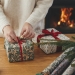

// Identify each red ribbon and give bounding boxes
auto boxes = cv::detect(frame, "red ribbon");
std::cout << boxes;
[17,37,23,61]
[37,29,61,42]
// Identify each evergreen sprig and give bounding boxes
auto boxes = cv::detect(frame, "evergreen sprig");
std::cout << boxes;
[36,36,75,67]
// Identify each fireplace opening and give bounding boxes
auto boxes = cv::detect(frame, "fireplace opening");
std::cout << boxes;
[45,0,75,34]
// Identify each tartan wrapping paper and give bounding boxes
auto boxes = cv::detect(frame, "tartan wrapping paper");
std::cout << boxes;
[36,47,74,75]
[33,28,70,54]
[4,39,34,62]
[62,58,75,75]
[50,59,71,75]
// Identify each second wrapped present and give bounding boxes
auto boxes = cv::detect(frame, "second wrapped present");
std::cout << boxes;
[4,38,34,62]
[35,28,70,54]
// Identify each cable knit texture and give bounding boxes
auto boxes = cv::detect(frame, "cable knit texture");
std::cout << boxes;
[0,0,53,37]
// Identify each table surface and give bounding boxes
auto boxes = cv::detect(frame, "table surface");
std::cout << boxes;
[0,34,75,75]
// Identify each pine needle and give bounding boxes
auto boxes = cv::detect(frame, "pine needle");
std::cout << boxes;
[35,36,75,67]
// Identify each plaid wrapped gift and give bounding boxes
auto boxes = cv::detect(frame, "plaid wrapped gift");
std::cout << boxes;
[4,38,34,62]
[37,28,70,54]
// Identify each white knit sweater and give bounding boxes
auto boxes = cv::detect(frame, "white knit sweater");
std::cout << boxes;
[0,0,53,37]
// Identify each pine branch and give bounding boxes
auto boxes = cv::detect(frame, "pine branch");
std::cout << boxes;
[72,36,75,40]
[35,36,75,67]
[36,39,75,50]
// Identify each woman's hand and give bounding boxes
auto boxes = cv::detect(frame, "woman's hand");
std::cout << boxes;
[20,22,35,39]
[3,25,18,43]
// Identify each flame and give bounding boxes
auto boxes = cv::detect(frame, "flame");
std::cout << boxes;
[58,21,61,25]
[58,8,74,27]
[70,24,73,28]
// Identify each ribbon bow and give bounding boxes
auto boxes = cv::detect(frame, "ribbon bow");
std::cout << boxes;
[37,29,61,42]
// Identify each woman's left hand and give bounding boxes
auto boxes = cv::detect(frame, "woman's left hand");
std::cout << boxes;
[20,22,35,39]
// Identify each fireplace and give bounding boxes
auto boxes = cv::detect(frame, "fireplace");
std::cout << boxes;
[45,0,75,34]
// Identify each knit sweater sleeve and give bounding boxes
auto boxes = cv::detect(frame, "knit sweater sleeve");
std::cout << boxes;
[26,0,53,26]
[0,5,10,34]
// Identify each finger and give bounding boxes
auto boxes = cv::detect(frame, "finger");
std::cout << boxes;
[22,30,30,38]
[10,32,18,42]
[4,34,14,43]
[24,31,32,38]
[24,32,35,39]
[29,33,35,38]
[6,35,15,43]
[20,29,26,37]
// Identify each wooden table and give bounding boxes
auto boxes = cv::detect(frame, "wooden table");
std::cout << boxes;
[0,34,75,75]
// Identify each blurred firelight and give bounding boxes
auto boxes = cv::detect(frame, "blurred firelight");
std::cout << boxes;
[58,8,74,27]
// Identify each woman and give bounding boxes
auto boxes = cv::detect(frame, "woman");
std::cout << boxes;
[0,0,53,42]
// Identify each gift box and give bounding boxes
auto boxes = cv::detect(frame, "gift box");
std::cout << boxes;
[4,38,34,62]
[33,28,70,54]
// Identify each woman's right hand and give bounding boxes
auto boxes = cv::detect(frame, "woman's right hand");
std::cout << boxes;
[3,25,18,43]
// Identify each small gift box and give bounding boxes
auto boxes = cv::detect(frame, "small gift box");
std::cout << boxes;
[4,38,34,62]
[33,28,70,54]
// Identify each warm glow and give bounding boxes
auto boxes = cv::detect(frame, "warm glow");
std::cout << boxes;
[58,21,60,25]
[69,24,73,28]
[58,8,74,27]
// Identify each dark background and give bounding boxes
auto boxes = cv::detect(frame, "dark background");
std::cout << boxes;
[52,0,75,7]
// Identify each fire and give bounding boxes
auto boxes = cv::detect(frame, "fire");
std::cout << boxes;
[58,21,60,25]
[70,24,73,28]
[58,8,74,27]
